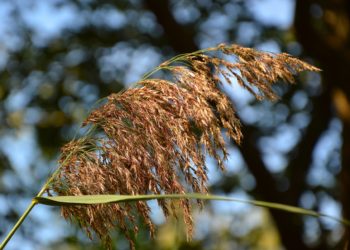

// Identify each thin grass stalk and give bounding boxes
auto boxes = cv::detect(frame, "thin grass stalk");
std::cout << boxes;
[0,149,77,250]
[0,201,37,250]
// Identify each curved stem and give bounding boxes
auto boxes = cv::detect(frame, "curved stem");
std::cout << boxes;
[0,173,59,249]
[0,158,67,249]
[140,46,219,80]
[0,200,37,250]
[0,141,78,249]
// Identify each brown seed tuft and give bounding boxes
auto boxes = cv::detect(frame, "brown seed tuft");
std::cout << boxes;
[50,44,319,249]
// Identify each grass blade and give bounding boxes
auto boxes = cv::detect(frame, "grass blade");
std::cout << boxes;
[35,193,350,227]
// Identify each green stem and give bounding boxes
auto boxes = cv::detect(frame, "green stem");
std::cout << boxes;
[0,200,37,250]
[0,159,65,249]
[140,46,220,80]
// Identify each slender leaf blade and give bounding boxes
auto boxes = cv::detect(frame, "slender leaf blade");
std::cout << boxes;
[35,193,350,227]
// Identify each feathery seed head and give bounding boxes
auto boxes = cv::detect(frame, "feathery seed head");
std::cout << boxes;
[50,44,320,249]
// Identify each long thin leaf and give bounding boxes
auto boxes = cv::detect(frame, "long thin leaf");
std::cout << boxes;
[35,193,350,227]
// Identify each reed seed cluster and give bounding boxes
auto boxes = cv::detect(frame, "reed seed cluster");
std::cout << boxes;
[50,44,319,249]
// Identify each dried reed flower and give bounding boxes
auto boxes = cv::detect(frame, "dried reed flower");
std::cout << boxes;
[50,44,319,249]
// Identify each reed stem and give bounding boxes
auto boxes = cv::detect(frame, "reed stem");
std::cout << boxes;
[0,200,37,250]
[0,157,67,249]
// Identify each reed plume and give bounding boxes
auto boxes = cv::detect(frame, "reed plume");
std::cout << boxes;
[49,44,319,249]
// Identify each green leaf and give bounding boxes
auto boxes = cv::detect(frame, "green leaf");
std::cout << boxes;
[35,193,350,227]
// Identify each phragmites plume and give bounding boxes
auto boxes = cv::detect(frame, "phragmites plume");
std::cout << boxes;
[50,44,319,249]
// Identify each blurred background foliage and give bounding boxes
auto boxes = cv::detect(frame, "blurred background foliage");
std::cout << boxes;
[0,0,349,249]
